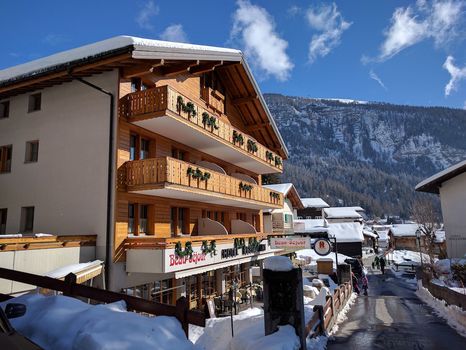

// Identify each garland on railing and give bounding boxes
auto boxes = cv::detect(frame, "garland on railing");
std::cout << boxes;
[187,167,211,181]
[177,96,197,118]
[274,156,282,167]
[202,112,219,130]
[247,139,258,153]
[266,151,274,162]
[239,182,253,192]
[201,240,217,256]
[270,192,281,200]
[175,241,193,258]
[234,238,246,249]
[232,130,244,146]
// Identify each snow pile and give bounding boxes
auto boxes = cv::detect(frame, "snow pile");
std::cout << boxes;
[264,256,294,272]
[45,260,103,279]
[328,292,357,336]
[296,249,351,269]
[194,308,300,350]
[416,280,466,338]
[389,249,430,265]
[1,293,194,350]
[432,258,466,294]
[294,219,327,233]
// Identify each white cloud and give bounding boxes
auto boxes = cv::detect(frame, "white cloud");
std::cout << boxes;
[160,24,188,43]
[378,0,464,61]
[42,34,67,46]
[369,69,387,90]
[306,3,352,63]
[287,5,300,17]
[443,55,466,96]
[136,0,159,30]
[231,0,293,81]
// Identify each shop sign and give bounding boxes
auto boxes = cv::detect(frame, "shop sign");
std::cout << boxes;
[314,238,332,256]
[270,237,311,250]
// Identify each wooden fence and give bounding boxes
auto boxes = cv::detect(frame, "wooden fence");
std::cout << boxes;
[305,281,353,338]
[0,267,205,336]
[421,272,466,311]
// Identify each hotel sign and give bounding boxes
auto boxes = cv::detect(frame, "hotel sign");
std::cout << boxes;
[270,237,311,250]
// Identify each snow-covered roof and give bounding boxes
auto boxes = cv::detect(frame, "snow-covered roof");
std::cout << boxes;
[327,222,364,243]
[263,183,303,209]
[376,230,390,241]
[301,198,330,208]
[363,229,377,238]
[294,219,328,233]
[0,35,288,157]
[416,159,466,194]
[323,207,362,219]
[389,224,420,237]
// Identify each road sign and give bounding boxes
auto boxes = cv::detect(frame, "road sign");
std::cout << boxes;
[314,238,332,256]
[270,237,311,250]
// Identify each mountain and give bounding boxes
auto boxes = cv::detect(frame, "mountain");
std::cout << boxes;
[264,94,466,218]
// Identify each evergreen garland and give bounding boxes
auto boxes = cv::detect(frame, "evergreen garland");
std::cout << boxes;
[232,130,244,146]
[274,156,282,167]
[270,192,281,200]
[247,139,258,153]
[202,112,219,130]
[239,182,253,192]
[174,241,193,258]
[201,240,217,256]
[177,96,197,118]
[266,151,274,161]
[187,167,211,181]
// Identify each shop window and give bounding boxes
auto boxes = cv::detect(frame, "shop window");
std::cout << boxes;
[0,145,12,173]
[28,93,41,112]
[25,140,39,163]
[20,206,34,233]
[0,208,7,235]
[0,101,9,119]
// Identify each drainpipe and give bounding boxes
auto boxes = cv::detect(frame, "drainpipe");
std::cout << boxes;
[68,71,115,290]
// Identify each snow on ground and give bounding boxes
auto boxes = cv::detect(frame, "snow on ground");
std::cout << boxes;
[264,256,294,272]
[388,249,430,265]
[296,249,351,269]
[432,258,466,294]
[416,280,466,338]
[1,293,194,350]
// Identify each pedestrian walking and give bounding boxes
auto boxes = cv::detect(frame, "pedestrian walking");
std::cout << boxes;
[380,256,386,274]
[361,275,368,296]
[352,272,360,295]
[374,255,380,269]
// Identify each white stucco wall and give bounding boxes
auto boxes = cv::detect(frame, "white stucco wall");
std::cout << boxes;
[439,172,466,258]
[0,71,119,259]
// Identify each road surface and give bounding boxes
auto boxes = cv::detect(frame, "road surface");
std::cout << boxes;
[327,269,465,350]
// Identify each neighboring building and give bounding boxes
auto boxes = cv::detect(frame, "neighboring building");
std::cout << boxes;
[298,198,329,219]
[415,160,466,258]
[388,224,422,251]
[372,225,392,250]
[362,227,377,249]
[0,36,289,307]
[262,183,304,235]
[323,207,363,223]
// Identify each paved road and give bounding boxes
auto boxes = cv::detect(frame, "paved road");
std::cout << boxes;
[327,269,466,350]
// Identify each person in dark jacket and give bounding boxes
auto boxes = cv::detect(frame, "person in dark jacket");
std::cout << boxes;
[379,256,386,274]
[351,272,360,295]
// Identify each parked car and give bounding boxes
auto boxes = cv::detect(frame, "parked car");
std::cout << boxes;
[0,303,42,349]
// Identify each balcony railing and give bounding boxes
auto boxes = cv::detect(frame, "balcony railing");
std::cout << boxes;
[121,157,283,208]
[119,85,283,173]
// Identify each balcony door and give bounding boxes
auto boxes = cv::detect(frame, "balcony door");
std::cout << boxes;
[130,134,153,161]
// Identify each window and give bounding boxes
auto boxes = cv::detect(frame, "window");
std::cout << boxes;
[130,135,137,161]
[139,205,148,235]
[284,214,293,224]
[171,147,185,161]
[0,145,12,173]
[0,101,9,119]
[140,139,150,160]
[131,78,141,93]
[0,209,7,235]
[28,93,41,112]
[20,206,34,233]
[128,204,135,234]
[25,141,39,163]
[236,212,247,222]
[171,207,188,236]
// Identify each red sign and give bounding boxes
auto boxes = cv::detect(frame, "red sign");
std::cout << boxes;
[314,238,331,256]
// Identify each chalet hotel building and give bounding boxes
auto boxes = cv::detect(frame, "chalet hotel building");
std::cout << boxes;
[0,36,288,309]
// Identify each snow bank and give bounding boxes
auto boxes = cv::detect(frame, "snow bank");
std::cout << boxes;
[264,256,293,271]
[296,249,351,269]
[416,281,466,338]
[194,308,300,350]
[1,293,194,350]
[389,249,430,265]
[328,292,357,336]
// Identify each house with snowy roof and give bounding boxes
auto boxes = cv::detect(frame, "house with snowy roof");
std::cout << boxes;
[0,36,288,306]
[262,183,304,235]
[388,223,422,250]
[297,197,330,219]
[415,160,466,258]
[323,207,363,223]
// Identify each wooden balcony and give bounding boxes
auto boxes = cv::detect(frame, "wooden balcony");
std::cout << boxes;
[118,85,283,174]
[120,157,283,209]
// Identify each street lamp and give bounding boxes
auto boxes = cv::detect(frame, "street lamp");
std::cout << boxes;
[416,229,424,267]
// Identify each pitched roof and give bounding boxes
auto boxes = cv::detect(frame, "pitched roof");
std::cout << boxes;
[301,198,330,209]
[263,183,304,209]
[323,207,362,219]
[0,35,288,157]
[415,159,466,194]
[327,222,364,243]
[389,224,420,237]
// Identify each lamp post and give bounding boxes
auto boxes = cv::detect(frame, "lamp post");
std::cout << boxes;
[416,229,423,267]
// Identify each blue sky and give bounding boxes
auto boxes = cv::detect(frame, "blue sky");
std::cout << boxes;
[1,0,466,109]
